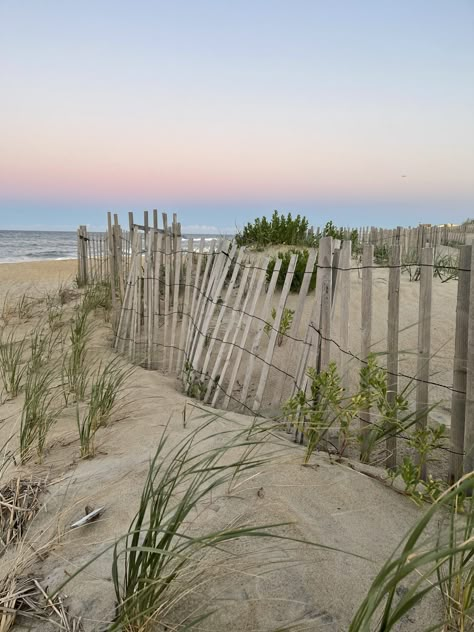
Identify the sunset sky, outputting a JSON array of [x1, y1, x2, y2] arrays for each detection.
[[1, 1, 473, 232]]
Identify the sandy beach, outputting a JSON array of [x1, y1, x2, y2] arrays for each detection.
[[0, 258, 460, 630]]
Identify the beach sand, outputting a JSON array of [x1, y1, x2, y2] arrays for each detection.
[[0, 259, 451, 630]]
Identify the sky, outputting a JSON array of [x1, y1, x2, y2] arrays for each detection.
[[0, 1, 473, 232]]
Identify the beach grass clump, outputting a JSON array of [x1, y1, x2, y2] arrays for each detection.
[[76, 358, 132, 457], [76, 401, 100, 459], [20, 367, 62, 463], [437, 489, 474, 631], [0, 328, 28, 398], [44, 295, 65, 332], [62, 306, 94, 402], [16, 293, 35, 321], [89, 358, 133, 427], [29, 325, 63, 373], [349, 474, 473, 631], [108, 417, 287, 630], [82, 280, 112, 316]]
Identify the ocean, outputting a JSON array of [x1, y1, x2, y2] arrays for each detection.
[[0, 230, 234, 263]]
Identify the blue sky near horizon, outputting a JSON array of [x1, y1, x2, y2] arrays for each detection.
[[1, 1, 473, 232]]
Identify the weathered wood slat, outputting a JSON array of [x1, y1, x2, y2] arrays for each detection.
[[239, 258, 282, 407], [359, 244, 374, 454], [415, 246, 433, 479], [252, 254, 298, 412], [222, 258, 269, 410], [386, 244, 401, 469], [212, 262, 263, 408]]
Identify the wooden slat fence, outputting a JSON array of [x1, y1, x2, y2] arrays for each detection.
[[77, 212, 474, 480]]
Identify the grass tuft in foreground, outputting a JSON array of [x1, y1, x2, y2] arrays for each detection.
[[0, 328, 27, 398], [350, 474, 474, 631]]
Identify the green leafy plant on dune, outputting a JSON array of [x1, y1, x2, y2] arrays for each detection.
[[266, 248, 318, 292], [236, 211, 315, 248]]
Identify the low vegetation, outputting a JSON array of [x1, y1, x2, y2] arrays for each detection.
[[284, 355, 447, 503], [350, 474, 473, 631], [264, 306, 294, 346], [266, 248, 317, 292], [236, 211, 315, 248], [20, 366, 62, 463], [0, 328, 28, 398]]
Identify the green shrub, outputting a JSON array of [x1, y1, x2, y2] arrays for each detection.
[[321, 221, 359, 252], [266, 249, 317, 292], [374, 243, 389, 265], [236, 211, 315, 248]]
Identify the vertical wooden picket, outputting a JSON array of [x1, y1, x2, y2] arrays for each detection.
[[386, 244, 401, 469], [360, 244, 374, 456], [415, 246, 433, 479], [449, 245, 472, 481], [463, 246, 474, 476]]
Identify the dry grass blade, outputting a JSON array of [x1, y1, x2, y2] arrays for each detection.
[[0, 478, 44, 556], [0, 575, 83, 632]]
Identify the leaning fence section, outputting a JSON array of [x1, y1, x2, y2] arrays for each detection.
[[77, 212, 474, 481]]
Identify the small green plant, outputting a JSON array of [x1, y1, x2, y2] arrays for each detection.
[[0, 328, 27, 397], [388, 425, 446, 504], [374, 243, 389, 265], [285, 355, 435, 468], [82, 280, 112, 315], [358, 354, 412, 464], [284, 362, 361, 463], [20, 368, 61, 463], [266, 249, 317, 292], [264, 307, 295, 346]]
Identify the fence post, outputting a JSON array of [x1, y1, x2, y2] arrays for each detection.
[[77, 225, 88, 286], [386, 243, 401, 469], [415, 246, 433, 479], [360, 244, 374, 457], [463, 245, 474, 476], [107, 212, 118, 322], [450, 245, 472, 482], [318, 236, 333, 372]]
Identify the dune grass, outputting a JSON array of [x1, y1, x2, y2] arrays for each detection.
[[0, 328, 27, 398], [20, 367, 62, 463], [76, 357, 132, 458], [62, 305, 94, 403], [349, 474, 474, 631]]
